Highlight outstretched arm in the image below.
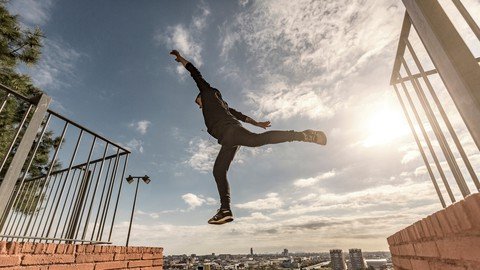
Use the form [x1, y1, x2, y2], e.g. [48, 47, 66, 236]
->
[170, 50, 211, 92]
[229, 108, 271, 129]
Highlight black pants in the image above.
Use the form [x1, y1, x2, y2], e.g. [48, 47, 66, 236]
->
[213, 125, 302, 209]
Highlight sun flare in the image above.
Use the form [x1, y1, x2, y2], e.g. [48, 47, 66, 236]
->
[362, 99, 411, 147]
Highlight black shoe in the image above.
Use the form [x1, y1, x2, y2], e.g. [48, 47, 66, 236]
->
[302, 129, 327, 145]
[208, 209, 234, 225]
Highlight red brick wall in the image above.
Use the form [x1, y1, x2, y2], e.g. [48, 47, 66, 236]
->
[0, 241, 163, 269]
[387, 193, 480, 270]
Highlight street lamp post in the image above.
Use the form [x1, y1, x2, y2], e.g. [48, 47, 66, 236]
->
[126, 175, 151, 247]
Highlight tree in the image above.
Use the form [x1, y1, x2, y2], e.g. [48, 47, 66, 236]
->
[0, 2, 61, 215]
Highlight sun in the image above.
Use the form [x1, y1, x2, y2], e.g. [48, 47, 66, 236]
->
[362, 98, 411, 147]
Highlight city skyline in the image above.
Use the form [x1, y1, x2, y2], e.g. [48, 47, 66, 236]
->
[7, 0, 480, 255]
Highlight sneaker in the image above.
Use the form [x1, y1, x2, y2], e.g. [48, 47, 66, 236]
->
[302, 130, 327, 145]
[208, 209, 234, 225]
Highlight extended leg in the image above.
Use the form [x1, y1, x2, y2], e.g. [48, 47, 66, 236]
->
[222, 125, 304, 147]
[212, 145, 239, 210]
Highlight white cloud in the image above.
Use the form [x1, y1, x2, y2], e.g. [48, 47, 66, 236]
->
[130, 120, 151, 135]
[125, 138, 144, 154]
[155, 2, 211, 74]
[293, 170, 336, 188]
[26, 38, 82, 91]
[181, 193, 217, 210]
[7, 0, 53, 26]
[186, 138, 220, 172]
[235, 192, 283, 210]
[219, 0, 402, 120]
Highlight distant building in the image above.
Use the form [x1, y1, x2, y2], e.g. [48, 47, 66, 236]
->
[283, 249, 289, 256]
[349, 249, 366, 270]
[250, 248, 254, 256]
[330, 249, 346, 270]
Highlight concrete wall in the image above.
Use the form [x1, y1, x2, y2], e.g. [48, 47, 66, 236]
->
[388, 193, 480, 270]
[0, 241, 163, 269]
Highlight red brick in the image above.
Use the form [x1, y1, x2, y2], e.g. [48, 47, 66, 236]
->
[398, 257, 413, 270]
[414, 241, 439, 258]
[464, 193, 480, 229]
[0, 242, 7, 254]
[411, 259, 430, 270]
[143, 253, 155, 260]
[76, 253, 114, 263]
[150, 253, 163, 259]
[153, 259, 164, 266]
[21, 242, 34, 253]
[425, 217, 436, 238]
[48, 263, 95, 270]
[421, 219, 431, 238]
[95, 261, 128, 270]
[128, 259, 153, 268]
[435, 211, 453, 236]
[429, 261, 466, 270]
[429, 215, 444, 237]
[34, 243, 46, 254]
[56, 244, 67, 254]
[387, 235, 395, 246]
[452, 201, 473, 232]
[398, 244, 416, 256]
[436, 236, 480, 262]
[406, 226, 416, 242]
[66, 244, 75, 254]
[125, 253, 142, 260]
[389, 245, 399, 256]
[9, 266, 48, 270]
[142, 267, 163, 270]
[94, 245, 103, 253]
[7, 242, 20, 254]
[114, 246, 123, 253]
[114, 253, 125, 261]
[445, 205, 462, 233]
[415, 221, 426, 239]
[0, 254, 21, 266]
[85, 245, 95, 253]
[45, 243, 57, 254]
[21, 254, 75, 265]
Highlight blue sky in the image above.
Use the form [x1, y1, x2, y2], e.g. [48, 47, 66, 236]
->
[8, 0, 480, 255]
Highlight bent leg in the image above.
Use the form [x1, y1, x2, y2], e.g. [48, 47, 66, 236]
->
[212, 145, 239, 209]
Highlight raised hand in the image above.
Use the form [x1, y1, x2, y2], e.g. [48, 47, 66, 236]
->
[169, 50, 181, 62]
[256, 121, 271, 129]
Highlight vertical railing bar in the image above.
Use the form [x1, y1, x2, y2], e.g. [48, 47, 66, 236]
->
[394, 84, 446, 207]
[50, 130, 84, 238]
[0, 93, 11, 114]
[23, 173, 58, 238]
[38, 171, 65, 241]
[405, 39, 480, 191]
[108, 154, 128, 241]
[81, 142, 109, 240]
[60, 168, 83, 239]
[0, 104, 34, 173]
[402, 57, 470, 197]
[7, 176, 44, 240]
[2, 180, 32, 236]
[451, 0, 480, 41]
[1, 114, 52, 235]
[98, 149, 121, 240]
[90, 157, 113, 240]
[399, 75, 456, 203]
[66, 136, 97, 240]
[73, 162, 98, 240]
[64, 168, 88, 242]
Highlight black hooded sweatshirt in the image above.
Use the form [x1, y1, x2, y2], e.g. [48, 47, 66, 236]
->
[186, 62, 248, 141]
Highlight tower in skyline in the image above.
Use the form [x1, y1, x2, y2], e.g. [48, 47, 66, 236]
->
[329, 249, 346, 270]
[250, 247, 253, 256]
[349, 248, 366, 270]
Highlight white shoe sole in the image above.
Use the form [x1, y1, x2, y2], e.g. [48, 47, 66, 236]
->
[208, 216, 234, 225]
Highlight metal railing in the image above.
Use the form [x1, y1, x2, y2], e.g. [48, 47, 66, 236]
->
[0, 83, 131, 244]
[391, 0, 480, 207]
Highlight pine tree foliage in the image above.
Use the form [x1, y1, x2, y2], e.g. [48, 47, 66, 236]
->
[0, 2, 61, 215]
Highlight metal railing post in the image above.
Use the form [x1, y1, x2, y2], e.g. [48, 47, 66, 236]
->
[0, 94, 51, 222]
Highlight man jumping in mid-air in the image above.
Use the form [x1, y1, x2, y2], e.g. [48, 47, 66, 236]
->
[170, 50, 327, 225]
